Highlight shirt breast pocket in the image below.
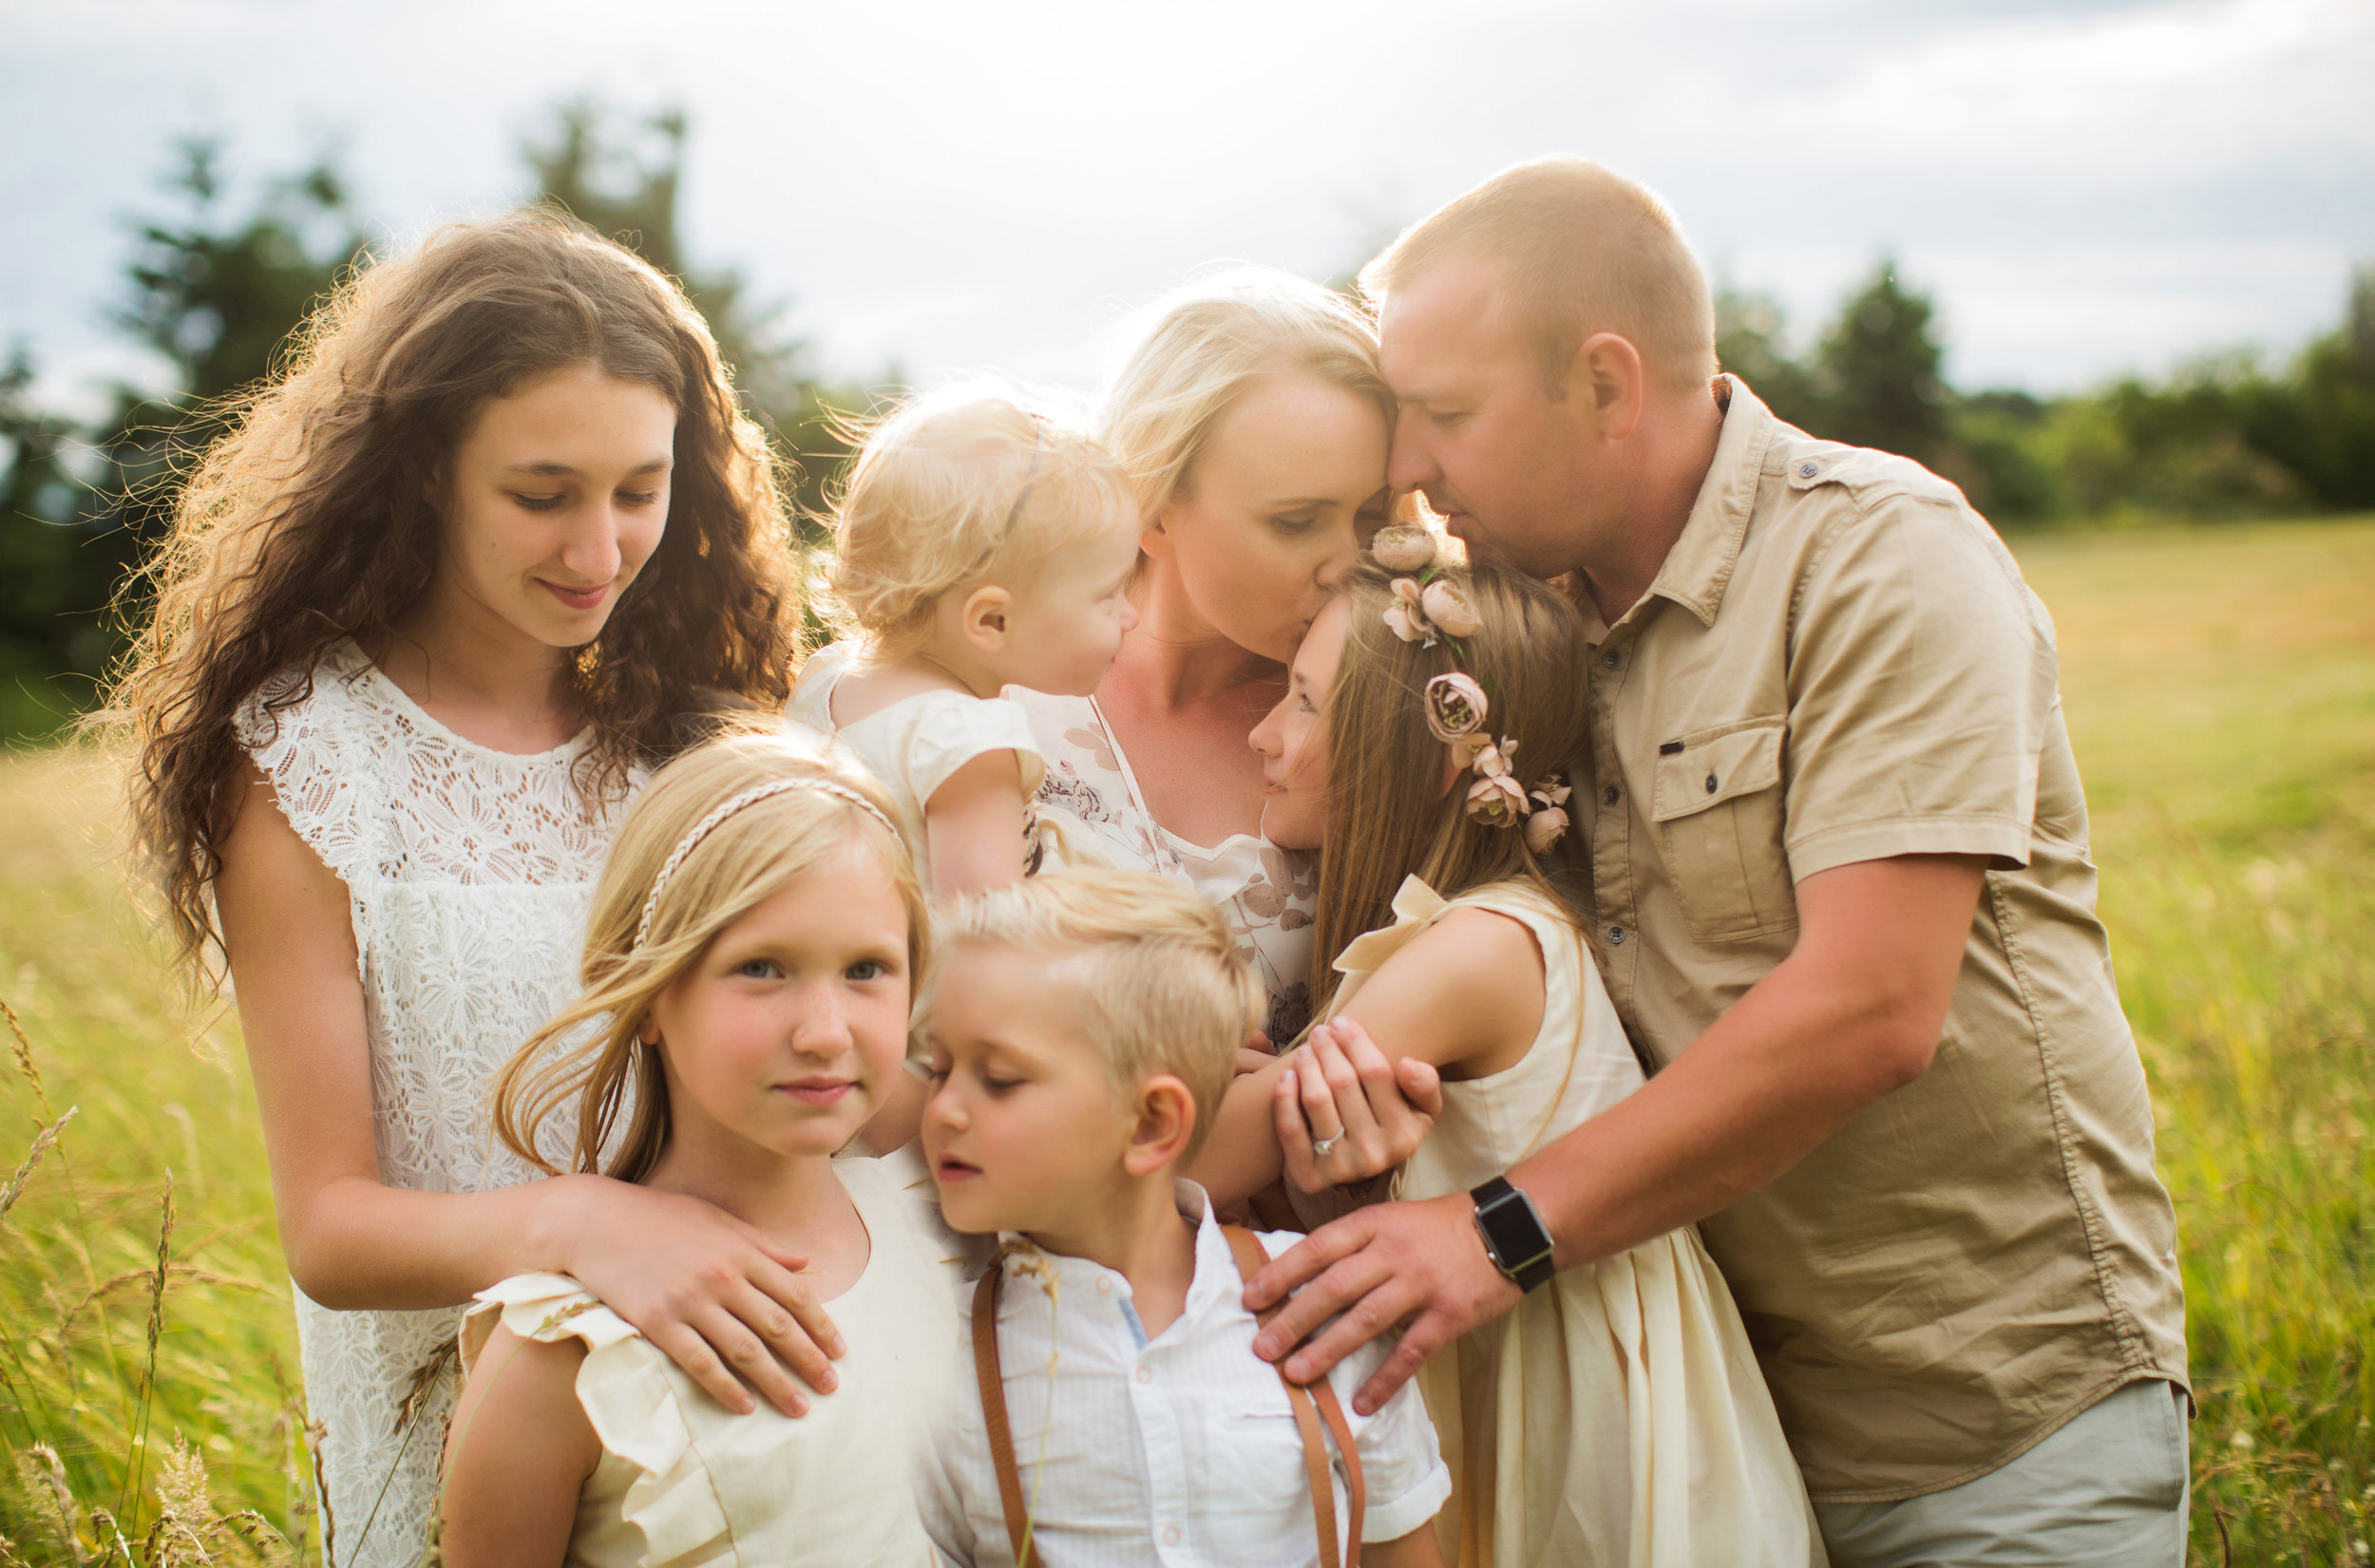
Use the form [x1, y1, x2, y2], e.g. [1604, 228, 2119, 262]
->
[1650, 718, 1796, 942]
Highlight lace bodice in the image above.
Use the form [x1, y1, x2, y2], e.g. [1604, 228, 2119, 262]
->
[237, 639, 645, 1567]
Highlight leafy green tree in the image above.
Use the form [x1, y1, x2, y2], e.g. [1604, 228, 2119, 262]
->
[2236, 266, 2375, 510]
[0, 140, 364, 734]
[1814, 260, 1950, 466]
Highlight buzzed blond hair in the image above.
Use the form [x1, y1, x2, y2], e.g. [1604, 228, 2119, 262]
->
[932, 869, 1260, 1157]
[1359, 157, 1718, 394]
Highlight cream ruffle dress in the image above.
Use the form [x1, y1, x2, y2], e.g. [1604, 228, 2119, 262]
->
[1329, 877, 1825, 1568]
[459, 1158, 960, 1567]
[786, 642, 1047, 896]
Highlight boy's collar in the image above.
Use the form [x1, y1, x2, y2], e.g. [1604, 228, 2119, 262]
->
[997, 1180, 1244, 1322]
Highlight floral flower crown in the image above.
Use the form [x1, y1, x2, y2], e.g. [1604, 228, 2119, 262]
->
[1369, 524, 1571, 853]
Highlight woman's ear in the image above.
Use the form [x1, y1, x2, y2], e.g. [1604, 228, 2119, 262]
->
[960, 584, 1015, 652]
[1138, 501, 1178, 560]
[1122, 1073, 1199, 1177]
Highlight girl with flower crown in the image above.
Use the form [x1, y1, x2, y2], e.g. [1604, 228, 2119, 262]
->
[1192, 535, 1823, 1568]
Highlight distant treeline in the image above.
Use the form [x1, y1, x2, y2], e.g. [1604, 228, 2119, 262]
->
[1717, 262, 2375, 527]
[5, 105, 2371, 736]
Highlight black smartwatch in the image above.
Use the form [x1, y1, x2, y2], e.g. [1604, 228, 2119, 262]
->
[1470, 1175, 1556, 1293]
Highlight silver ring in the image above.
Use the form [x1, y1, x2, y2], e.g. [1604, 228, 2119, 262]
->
[1310, 1134, 1341, 1159]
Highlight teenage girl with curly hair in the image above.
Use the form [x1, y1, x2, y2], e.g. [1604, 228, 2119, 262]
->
[102, 208, 827, 1566]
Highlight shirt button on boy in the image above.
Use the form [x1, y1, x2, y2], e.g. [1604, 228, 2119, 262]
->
[1134, 1365, 1152, 1384]
[1162, 1524, 1182, 1545]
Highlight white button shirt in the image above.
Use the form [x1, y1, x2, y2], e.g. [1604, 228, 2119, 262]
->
[922, 1182, 1452, 1567]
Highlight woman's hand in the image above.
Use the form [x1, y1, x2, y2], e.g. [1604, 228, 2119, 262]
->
[1272, 1018, 1443, 1193]
[554, 1176, 846, 1417]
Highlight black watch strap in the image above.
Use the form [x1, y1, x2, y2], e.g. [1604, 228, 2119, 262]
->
[1470, 1175, 1557, 1292]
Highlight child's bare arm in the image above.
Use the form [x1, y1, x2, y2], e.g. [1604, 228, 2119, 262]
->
[1369, 1523, 1448, 1568]
[1188, 909, 1543, 1203]
[924, 750, 1032, 898]
[439, 1325, 600, 1567]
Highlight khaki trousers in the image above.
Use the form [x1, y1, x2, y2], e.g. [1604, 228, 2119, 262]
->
[1814, 1379, 2190, 1568]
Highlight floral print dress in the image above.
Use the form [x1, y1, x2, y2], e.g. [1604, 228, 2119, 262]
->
[1008, 690, 1317, 1046]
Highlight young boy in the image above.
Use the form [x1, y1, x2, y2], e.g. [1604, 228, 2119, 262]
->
[919, 869, 1450, 1568]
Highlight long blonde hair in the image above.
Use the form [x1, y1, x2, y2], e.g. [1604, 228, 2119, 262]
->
[1310, 554, 1590, 1011]
[494, 729, 925, 1183]
[1101, 267, 1392, 520]
[102, 207, 803, 980]
[821, 384, 1132, 659]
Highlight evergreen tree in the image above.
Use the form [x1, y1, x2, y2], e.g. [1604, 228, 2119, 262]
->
[1814, 261, 1951, 466]
[1714, 287, 1822, 430]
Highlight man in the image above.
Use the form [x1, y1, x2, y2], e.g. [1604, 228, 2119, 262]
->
[1245, 158, 2190, 1566]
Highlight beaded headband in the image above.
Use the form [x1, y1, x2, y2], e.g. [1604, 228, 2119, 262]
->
[1368, 523, 1572, 854]
[633, 778, 902, 949]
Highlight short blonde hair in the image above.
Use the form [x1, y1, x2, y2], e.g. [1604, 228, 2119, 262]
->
[932, 870, 1260, 1157]
[823, 384, 1134, 658]
[1103, 267, 1393, 520]
[1359, 157, 1718, 393]
[494, 728, 927, 1183]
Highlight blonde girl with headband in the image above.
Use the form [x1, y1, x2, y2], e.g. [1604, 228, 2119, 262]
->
[791, 384, 1141, 899]
[442, 732, 960, 1567]
[100, 209, 823, 1566]
[1195, 538, 1823, 1567]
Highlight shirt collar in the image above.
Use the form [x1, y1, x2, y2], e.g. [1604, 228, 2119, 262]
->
[1628, 373, 1776, 632]
[997, 1180, 1243, 1328]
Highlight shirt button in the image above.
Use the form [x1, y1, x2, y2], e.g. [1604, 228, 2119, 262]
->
[1599, 650, 1621, 669]
[1798, 461, 1819, 479]
[1705, 773, 1720, 794]
[1602, 784, 1621, 806]
[1607, 926, 1626, 945]
[1162, 1524, 1182, 1545]
[1134, 1365, 1152, 1384]
[1094, 1275, 1113, 1294]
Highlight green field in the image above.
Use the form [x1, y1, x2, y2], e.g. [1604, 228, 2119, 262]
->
[2, 519, 2370, 1565]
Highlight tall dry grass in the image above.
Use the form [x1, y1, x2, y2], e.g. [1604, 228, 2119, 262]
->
[0, 516, 2368, 1564]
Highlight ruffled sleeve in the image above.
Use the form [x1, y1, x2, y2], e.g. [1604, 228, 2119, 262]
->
[892, 691, 1048, 805]
[461, 1273, 733, 1562]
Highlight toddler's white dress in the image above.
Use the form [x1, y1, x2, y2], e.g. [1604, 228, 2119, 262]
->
[236, 639, 643, 1568]
[787, 642, 1046, 895]
[463, 1157, 960, 1566]
[1329, 876, 1826, 1568]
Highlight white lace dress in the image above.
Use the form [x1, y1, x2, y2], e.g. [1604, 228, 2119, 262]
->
[237, 640, 643, 1568]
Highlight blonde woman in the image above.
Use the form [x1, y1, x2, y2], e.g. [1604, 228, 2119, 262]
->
[1018, 269, 1390, 1051]
[103, 211, 832, 1566]
[446, 733, 957, 1567]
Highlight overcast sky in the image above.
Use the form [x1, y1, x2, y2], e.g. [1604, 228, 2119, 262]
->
[4, 0, 2371, 416]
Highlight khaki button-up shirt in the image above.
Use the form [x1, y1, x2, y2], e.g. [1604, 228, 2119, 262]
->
[1572, 377, 2186, 1502]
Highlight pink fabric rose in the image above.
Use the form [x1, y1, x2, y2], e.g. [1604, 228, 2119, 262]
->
[1371, 524, 1438, 573]
[1467, 772, 1530, 827]
[1419, 577, 1482, 638]
[1525, 805, 1570, 853]
[1422, 672, 1489, 741]
[1383, 577, 1433, 644]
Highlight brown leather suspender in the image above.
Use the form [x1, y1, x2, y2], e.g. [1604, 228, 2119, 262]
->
[968, 1227, 1366, 1568]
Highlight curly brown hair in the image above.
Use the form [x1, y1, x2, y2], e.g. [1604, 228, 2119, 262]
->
[99, 206, 804, 980]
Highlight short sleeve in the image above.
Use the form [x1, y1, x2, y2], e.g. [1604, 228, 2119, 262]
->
[1255, 1234, 1454, 1545]
[460, 1273, 733, 1561]
[1781, 495, 2058, 881]
[897, 693, 1049, 809]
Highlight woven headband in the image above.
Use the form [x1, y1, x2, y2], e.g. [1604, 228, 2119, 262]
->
[633, 778, 901, 948]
